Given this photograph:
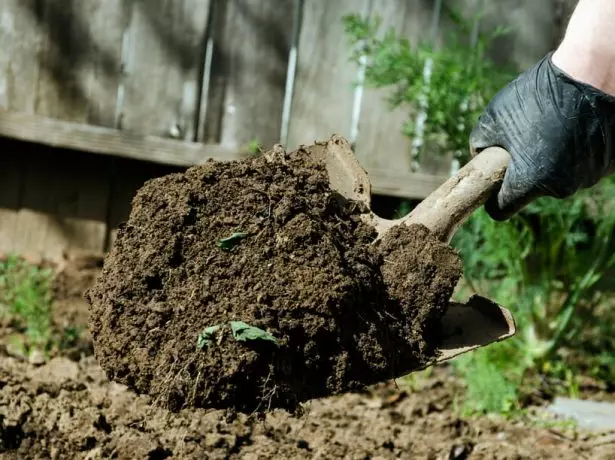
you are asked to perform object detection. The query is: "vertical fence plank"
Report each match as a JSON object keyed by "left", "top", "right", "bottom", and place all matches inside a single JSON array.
[
  {"left": 0, "top": 1, "right": 45, "bottom": 113},
  {"left": 201, "top": 0, "right": 293, "bottom": 149},
  {"left": 0, "top": 145, "right": 24, "bottom": 256},
  {"left": 4, "top": 1, "right": 127, "bottom": 259},
  {"left": 32, "top": 0, "right": 125, "bottom": 124},
  {"left": 117, "top": 0, "right": 210, "bottom": 141},
  {"left": 354, "top": 0, "right": 439, "bottom": 176},
  {"left": 9, "top": 145, "right": 112, "bottom": 260},
  {"left": 286, "top": 0, "right": 371, "bottom": 149},
  {"left": 0, "top": 1, "right": 44, "bottom": 256},
  {"left": 471, "top": 0, "right": 558, "bottom": 70}
]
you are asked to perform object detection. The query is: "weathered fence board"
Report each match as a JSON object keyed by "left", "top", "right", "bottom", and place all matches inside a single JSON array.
[
  {"left": 0, "top": 149, "right": 23, "bottom": 256},
  {"left": 0, "top": 110, "right": 245, "bottom": 166},
  {"left": 0, "top": 2, "right": 40, "bottom": 257},
  {"left": 354, "top": 0, "right": 441, "bottom": 175},
  {"left": 0, "top": 0, "right": 44, "bottom": 113},
  {"left": 118, "top": 0, "right": 210, "bottom": 139},
  {"left": 9, "top": 146, "right": 111, "bottom": 260},
  {"left": 0, "top": 0, "right": 582, "bottom": 260},
  {"left": 32, "top": 0, "right": 125, "bottom": 125},
  {"left": 1, "top": 1, "right": 125, "bottom": 260},
  {"left": 477, "top": 0, "right": 560, "bottom": 70},
  {"left": 286, "top": 0, "right": 371, "bottom": 148},
  {"left": 203, "top": 0, "right": 293, "bottom": 149}
]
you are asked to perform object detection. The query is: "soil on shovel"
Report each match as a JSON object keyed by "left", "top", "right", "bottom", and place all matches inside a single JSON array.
[{"left": 86, "top": 141, "right": 463, "bottom": 413}]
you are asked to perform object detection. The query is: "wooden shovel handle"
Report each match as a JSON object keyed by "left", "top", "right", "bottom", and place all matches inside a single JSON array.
[{"left": 403, "top": 147, "right": 511, "bottom": 242}]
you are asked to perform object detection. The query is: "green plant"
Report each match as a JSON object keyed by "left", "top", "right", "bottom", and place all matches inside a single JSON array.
[
  {"left": 343, "top": 9, "right": 615, "bottom": 414},
  {"left": 197, "top": 321, "right": 279, "bottom": 349},
  {"left": 392, "top": 200, "right": 413, "bottom": 219},
  {"left": 247, "top": 138, "right": 262, "bottom": 156},
  {"left": 343, "top": 12, "right": 515, "bottom": 165},
  {"left": 218, "top": 231, "right": 248, "bottom": 251},
  {"left": 452, "top": 177, "right": 615, "bottom": 413},
  {"left": 0, "top": 255, "right": 54, "bottom": 355}
]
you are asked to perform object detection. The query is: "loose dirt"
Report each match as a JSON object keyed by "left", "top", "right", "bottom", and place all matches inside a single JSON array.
[
  {"left": 86, "top": 141, "right": 462, "bottom": 413},
  {"left": 1, "top": 256, "right": 614, "bottom": 459}
]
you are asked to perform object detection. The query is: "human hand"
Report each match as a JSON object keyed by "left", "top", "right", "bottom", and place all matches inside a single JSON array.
[{"left": 469, "top": 52, "right": 615, "bottom": 220}]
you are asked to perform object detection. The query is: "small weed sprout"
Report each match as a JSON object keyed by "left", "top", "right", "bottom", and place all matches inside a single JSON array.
[
  {"left": 217, "top": 232, "right": 248, "bottom": 251},
  {"left": 197, "top": 321, "right": 278, "bottom": 349},
  {"left": 247, "top": 139, "right": 262, "bottom": 156},
  {"left": 0, "top": 255, "right": 54, "bottom": 356}
]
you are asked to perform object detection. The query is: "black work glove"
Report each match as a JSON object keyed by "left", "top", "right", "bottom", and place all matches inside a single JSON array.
[{"left": 469, "top": 52, "right": 615, "bottom": 220}]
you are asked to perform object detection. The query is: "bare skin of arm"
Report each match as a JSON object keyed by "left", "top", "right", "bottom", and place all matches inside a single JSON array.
[{"left": 552, "top": 0, "right": 615, "bottom": 95}]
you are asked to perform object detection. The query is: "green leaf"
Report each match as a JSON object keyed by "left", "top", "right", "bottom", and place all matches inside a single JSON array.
[
  {"left": 197, "top": 324, "right": 221, "bottom": 349},
  {"left": 230, "top": 321, "right": 278, "bottom": 346},
  {"left": 217, "top": 232, "right": 248, "bottom": 251}
]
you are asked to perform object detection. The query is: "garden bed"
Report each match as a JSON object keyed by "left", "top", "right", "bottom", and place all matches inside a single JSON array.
[{"left": 0, "top": 254, "right": 614, "bottom": 459}]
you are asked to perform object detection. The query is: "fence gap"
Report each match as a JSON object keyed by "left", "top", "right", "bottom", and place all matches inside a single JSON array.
[
  {"left": 280, "top": 0, "right": 304, "bottom": 147},
  {"left": 194, "top": 0, "right": 216, "bottom": 142}
]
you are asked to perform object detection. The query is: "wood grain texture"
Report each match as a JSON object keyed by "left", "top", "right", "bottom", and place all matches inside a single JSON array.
[
  {"left": 367, "top": 168, "right": 447, "bottom": 200},
  {"left": 0, "top": 110, "right": 246, "bottom": 166},
  {"left": 202, "top": 0, "right": 293, "bottom": 149},
  {"left": 6, "top": 143, "right": 111, "bottom": 260},
  {"left": 0, "top": 142, "right": 24, "bottom": 256},
  {"left": 354, "top": 0, "right": 438, "bottom": 174},
  {"left": 472, "top": 0, "right": 558, "bottom": 70},
  {"left": 0, "top": 1, "right": 43, "bottom": 254},
  {"left": 32, "top": 0, "right": 125, "bottom": 125},
  {"left": 286, "top": 0, "right": 371, "bottom": 149},
  {"left": 0, "top": 0, "right": 44, "bottom": 113},
  {"left": 117, "top": 0, "right": 210, "bottom": 140},
  {"left": 0, "top": 1, "right": 127, "bottom": 260}
]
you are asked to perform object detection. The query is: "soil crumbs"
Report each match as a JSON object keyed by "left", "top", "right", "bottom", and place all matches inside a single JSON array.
[
  {"left": 1, "top": 254, "right": 615, "bottom": 459},
  {"left": 1, "top": 352, "right": 614, "bottom": 460},
  {"left": 86, "top": 140, "right": 462, "bottom": 413}
]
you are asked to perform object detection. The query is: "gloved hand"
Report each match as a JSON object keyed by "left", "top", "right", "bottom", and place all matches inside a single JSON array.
[{"left": 469, "top": 52, "right": 615, "bottom": 220}]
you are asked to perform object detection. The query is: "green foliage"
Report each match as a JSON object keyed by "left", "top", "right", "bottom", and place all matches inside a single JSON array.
[
  {"left": 456, "top": 348, "right": 518, "bottom": 415},
  {"left": 343, "top": 12, "right": 515, "bottom": 164},
  {"left": 342, "top": 9, "right": 615, "bottom": 414},
  {"left": 197, "top": 325, "right": 222, "bottom": 349},
  {"left": 0, "top": 255, "right": 53, "bottom": 353},
  {"left": 452, "top": 178, "right": 615, "bottom": 414},
  {"left": 196, "top": 321, "right": 279, "bottom": 349},
  {"left": 218, "top": 232, "right": 248, "bottom": 251},
  {"left": 392, "top": 200, "right": 413, "bottom": 219},
  {"left": 247, "top": 138, "right": 262, "bottom": 156},
  {"left": 231, "top": 321, "right": 278, "bottom": 346}
]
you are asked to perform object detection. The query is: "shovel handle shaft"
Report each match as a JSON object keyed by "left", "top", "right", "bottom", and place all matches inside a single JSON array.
[{"left": 403, "top": 147, "right": 511, "bottom": 242}]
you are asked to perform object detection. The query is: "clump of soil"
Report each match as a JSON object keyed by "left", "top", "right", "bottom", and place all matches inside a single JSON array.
[{"left": 86, "top": 140, "right": 462, "bottom": 413}]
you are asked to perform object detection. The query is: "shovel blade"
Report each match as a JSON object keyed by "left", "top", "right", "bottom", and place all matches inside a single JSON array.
[{"left": 434, "top": 295, "right": 516, "bottom": 363}]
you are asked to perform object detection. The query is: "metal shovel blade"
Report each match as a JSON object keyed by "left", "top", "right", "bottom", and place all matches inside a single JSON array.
[{"left": 309, "top": 135, "right": 516, "bottom": 365}]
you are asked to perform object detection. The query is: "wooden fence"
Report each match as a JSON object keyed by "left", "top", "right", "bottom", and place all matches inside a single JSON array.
[{"left": 0, "top": 0, "right": 573, "bottom": 261}]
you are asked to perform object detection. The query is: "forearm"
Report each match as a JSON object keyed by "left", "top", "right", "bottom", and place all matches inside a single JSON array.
[{"left": 552, "top": 0, "right": 615, "bottom": 94}]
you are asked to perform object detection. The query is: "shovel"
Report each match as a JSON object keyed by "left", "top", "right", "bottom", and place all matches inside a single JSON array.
[{"left": 311, "top": 135, "right": 516, "bottom": 368}]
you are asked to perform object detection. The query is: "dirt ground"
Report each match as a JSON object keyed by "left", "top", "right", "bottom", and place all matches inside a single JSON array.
[{"left": 0, "top": 254, "right": 614, "bottom": 459}]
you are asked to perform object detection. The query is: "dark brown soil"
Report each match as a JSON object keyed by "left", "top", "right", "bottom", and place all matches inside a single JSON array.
[
  {"left": 86, "top": 141, "right": 463, "bottom": 413},
  {"left": 2, "top": 256, "right": 614, "bottom": 459},
  {"left": 1, "top": 355, "right": 613, "bottom": 460}
]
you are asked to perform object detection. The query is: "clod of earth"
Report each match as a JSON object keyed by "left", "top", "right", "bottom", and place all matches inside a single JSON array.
[{"left": 85, "top": 140, "right": 463, "bottom": 413}]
